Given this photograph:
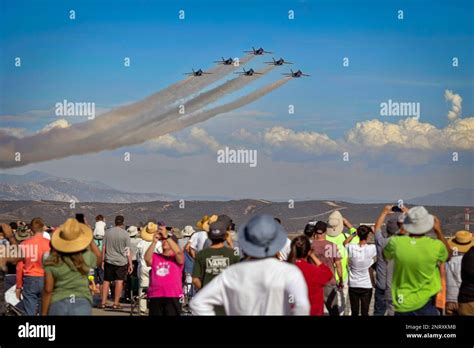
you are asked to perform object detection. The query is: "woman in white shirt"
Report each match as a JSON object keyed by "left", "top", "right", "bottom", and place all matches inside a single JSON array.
[{"left": 343, "top": 225, "right": 376, "bottom": 316}]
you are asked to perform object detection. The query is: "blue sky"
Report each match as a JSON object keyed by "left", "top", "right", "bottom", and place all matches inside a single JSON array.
[{"left": 0, "top": 0, "right": 473, "bottom": 200}]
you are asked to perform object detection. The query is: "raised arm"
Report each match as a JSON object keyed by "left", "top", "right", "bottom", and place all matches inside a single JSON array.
[{"left": 374, "top": 205, "right": 394, "bottom": 233}]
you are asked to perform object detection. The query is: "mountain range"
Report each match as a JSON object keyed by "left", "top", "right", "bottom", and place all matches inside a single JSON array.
[{"left": 0, "top": 171, "right": 472, "bottom": 206}]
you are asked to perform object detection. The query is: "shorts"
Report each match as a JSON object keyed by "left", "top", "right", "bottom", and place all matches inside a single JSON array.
[{"left": 104, "top": 262, "right": 128, "bottom": 281}]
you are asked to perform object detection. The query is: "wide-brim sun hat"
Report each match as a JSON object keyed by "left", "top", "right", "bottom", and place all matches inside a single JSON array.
[
  {"left": 196, "top": 215, "right": 209, "bottom": 230},
  {"left": 326, "top": 210, "right": 344, "bottom": 237},
  {"left": 202, "top": 214, "right": 218, "bottom": 232},
  {"left": 51, "top": 218, "right": 93, "bottom": 253},
  {"left": 448, "top": 230, "right": 473, "bottom": 253},
  {"left": 181, "top": 225, "right": 195, "bottom": 237},
  {"left": 141, "top": 222, "right": 158, "bottom": 241},
  {"left": 127, "top": 226, "right": 138, "bottom": 237},
  {"left": 238, "top": 214, "right": 287, "bottom": 258},
  {"left": 403, "top": 206, "right": 435, "bottom": 235}
]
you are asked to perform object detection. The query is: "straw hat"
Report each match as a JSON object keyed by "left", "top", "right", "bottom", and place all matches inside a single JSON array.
[
  {"left": 51, "top": 218, "right": 93, "bottom": 253},
  {"left": 141, "top": 222, "right": 158, "bottom": 241},
  {"left": 326, "top": 211, "right": 344, "bottom": 237},
  {"left": 448, "top": 230, "right": 473, "bottom": 253},
  {"left": 202, "top": 215, "right": 218, "bottom": 232},
  {"left": 196, "top": 215, "right": 209, "bottom": 230}
]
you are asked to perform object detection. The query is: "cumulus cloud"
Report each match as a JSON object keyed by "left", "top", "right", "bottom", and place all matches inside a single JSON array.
[
  {"left": 346, "top": 117, "right": 474, "bottom": 151},
  {"left": 263, "top": 126, "right": 340, "bottom": 154},
  {"left": 144, "top": 127, "right": 222, "bottom": 155},
  {"left": 145, "top": 134, "right": 194, "bottom": 153},
  {"left": 445, "top": 89, "right": 462, "bottom": 121}
]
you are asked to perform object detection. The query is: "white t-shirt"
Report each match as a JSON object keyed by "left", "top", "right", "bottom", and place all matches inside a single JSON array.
[
  {"left": 42, "top": 231, "right": 51, "bottom": 240},
  {"left": 190, "top": 258, "right": 310, "bottom": 315},
  {"left": 189, "top": 231, "right": 208, "bottom": 253},
  {"left": 346, "top": 243, "right": 376, "bottom": 288},
  {"left": 278, "top": 238, "right": 292, "bottom": 261},
  {"left": 94, "top": 220, "right": 106, "bottom": 239}
]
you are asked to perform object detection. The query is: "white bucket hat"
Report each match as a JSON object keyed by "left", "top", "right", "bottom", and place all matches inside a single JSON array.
[
  {"left": 326, "top": 211, "right": 344, "bottom": 237},
  {"left": 181, "top": 225, "right": 195, "bottom": 237},
  {"left": 402, "top": 206, "right": 434, "bottom": 235}
]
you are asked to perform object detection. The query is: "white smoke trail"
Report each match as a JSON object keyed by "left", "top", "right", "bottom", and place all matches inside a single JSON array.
[
  {"left": 0, "top": 76, "right": 289, "bottom": 168},
  {"left": 115, "top": 65, "right": 275, "bottom": 145}
]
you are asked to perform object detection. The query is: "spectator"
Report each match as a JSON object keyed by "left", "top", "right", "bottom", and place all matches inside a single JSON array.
[
  {"left": 308, "top": 220, "right": 343, "bottom": 315},
  {"left": 0, "top": 223, "right": 19, "bottom": 315},
  {"left": 446, "top": 230, "right": 473, "bottom": 315},
  {"left": 384, "top": 206, "right": 451, "bottom": 316},
  {"left": 135, "top": 222, "right": 161, "bottom": 314},
  {"left": 343, "top": 225, "right": 376, "bottom": 316},
  {"left": 99, "top": 215, "right": 132, "bottom": 309},
  {"left": 458, "top": 242, "right": 474, "bottom": 316},
  {"left": 325, "top": 211, "right": 358, "bottom": 315},
  {"left": 373, "top": 205, "right": 407, "bottom": 316},
  {"left": 93, "top": 215, "right": 106, "bottom": 243},
  {"left": 16, "top": 217, "right": 51, "bottom": 315},
  {"left": 179, "top": 225, "right": 196, "bottom": 305},
  {"left": 42, "top": 218, "right": 101, "bottom": 315},
  {"left": 125, "top": 225, "right": 140, "bottom": 301},
  {"left": 288, "top": 235, "right": 333, "bottom": 316},
  {"left": 192, "top": 220, "right": 240, "bottom": 290},
  {"left": 187, "top": 215, "right": 216, "bottom": 258},
  {"left": 145, "top": 224, "right": 184, "bottom": 316},
  {"left": 190, "top": 215, "right": 310, "bottom": 315},
  {"left": 276, "top": 217, "right": 292, "bottom": 261}
]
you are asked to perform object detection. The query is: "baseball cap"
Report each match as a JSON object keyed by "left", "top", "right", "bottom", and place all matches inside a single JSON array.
[{"left": 208, "top": 221, "right": 228, "bottom": 241}]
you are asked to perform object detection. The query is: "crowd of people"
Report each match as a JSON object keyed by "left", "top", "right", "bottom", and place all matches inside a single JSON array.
[{"left": 0, "top": 204, "right": 473, "bottom": 316}]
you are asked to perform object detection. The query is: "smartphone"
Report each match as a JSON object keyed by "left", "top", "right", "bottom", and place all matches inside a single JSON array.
[
  {"left": 75, "top": 213, "right": 85, "bottom": 224},
  {"left": 391, "top": 206, "right": 402, "bottom": 212},
  {"left": 166, "top": 226, "right": 173, "bottom": 231}
]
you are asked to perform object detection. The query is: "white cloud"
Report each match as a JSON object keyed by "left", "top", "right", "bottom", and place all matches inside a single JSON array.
[
  {"left": 144, "top": 127, "right": 222, "bottom": 155},
  {"left": 145, "top": 134, "right": 194, "bottom": 153},
  {"left": 0, "top": 127, "right": 27, "bottom": 138},
  {"left": 445, "top": 89, "right": 462, "bottom": 121},
  {"left": 263, "top": 126, "right": 340, "bottom": 154},
  {"left": 39, "top": 119, "right": 70, "bottom": 133},
  {"left": 189, "top": 127, "right": 221, "bottom": 152},
  {"left": 346, "top": 117, "right": 474, "bottom": 151}
]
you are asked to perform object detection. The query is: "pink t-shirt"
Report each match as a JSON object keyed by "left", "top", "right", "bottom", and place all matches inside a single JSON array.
[{"left": 148, "top": 253, "right": 184, "bottom": 298}]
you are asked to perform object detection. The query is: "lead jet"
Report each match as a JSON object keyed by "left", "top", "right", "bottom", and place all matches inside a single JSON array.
[
  {"left": 244, "top": 46, "right": 273, "bottom": 55},
  {"left": 184, "top": 68, "right": 212, "bottom": 76},
  {"left": 265, "top": 57, "right": 293, "bottom": 66},
  {"left": 282, "top": 69, "right": 310, "bottom": 78},
  {"left": 234, "top": 68, "right": 263, "bottom": 76},
  {"left": 214, "top": 57, "right": 234, "bottom": 65}
]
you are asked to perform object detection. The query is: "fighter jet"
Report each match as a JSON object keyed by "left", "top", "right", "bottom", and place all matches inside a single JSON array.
[
  {"left": 244, "top": 46, "right": 273, "bottom": 55},
  {"left": 184, "top": 69, "right": 212, "bottom": 76},
  {"left": 234, "top": 68, "right": 263, "bottom": 76},
  {"left": 214, "top": 57, "right": 234, "bottom": 65},
  {"left": 282, "top": 69, "right": 310, "bottom": 78},
  {"left": 264, "top": 57, "right": 293, "bottom": 66}
]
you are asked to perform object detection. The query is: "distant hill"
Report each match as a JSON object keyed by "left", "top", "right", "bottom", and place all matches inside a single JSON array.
[
  {"left": 0, "top": 171, "right": 174, "bottom": 203},
  {"left": 0, "top": 199, "right": 470, "bottom": 235},
  {"left": 407, "top": 188, "right": 474, "bottom": 207}
]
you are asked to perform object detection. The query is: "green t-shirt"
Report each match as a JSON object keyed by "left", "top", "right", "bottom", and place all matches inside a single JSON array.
[
  {"left": 192, "top": 246, "right": 239, "bottom": 288},
  {"left": 44, "top": 249, "right": 97, "bottom": 304},
  {"left": 326, "top": 229, "right": 359, "bottom": 282},
  {"left": 384, "top": 235, "right": 448, "bottom": 313}
]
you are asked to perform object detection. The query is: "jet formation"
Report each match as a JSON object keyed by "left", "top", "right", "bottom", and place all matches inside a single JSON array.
[{"left": 185, "top": 47, "right": 309, "bottom": 78}]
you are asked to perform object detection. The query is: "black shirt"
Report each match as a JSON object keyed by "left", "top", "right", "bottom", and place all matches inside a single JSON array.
[{"left": 458, "top": 247, "right": 474, "bottom": 303}]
